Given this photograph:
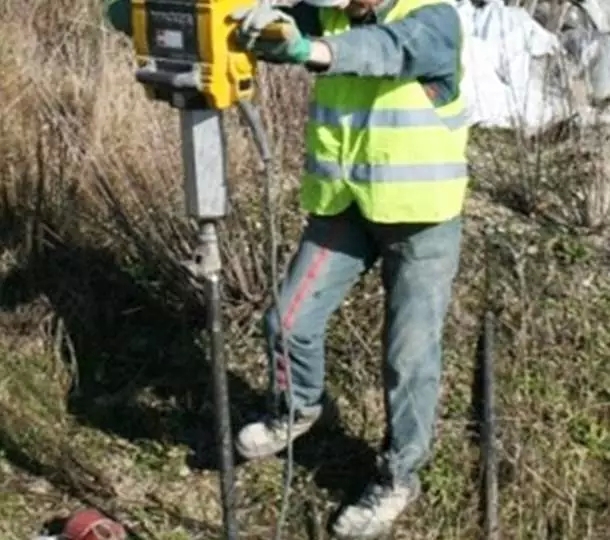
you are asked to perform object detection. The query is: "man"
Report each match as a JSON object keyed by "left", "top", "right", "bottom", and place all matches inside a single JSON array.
[
  {"left": 103, "top": 0, "right": 468, "bottom": 537},
  {"left": 231, "top": 0, "right": 468, "bottom": 537}
]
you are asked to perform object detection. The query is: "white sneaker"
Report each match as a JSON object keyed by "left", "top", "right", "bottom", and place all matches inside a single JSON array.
[
  {"left": 235, "top": 409, "right": 321, "bottom": 460},
  {"left": 332, "top": 477, "right": 421, "bottom": 539}
]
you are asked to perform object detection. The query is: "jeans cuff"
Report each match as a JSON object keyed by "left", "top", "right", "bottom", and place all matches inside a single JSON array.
[
  {"left": 269, "top": 391, "right": 323, "bottom": 419},
  {"left": 377, "top": 450, "right": 424, "bottom": 488}
]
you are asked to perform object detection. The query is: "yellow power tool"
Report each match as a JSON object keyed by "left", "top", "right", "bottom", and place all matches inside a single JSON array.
[
  {"left": 131, "top": 0, "right": 288, "bottom": 109},
  {"left": 126, "top": 2, "right": 288, "bottom": 539}
]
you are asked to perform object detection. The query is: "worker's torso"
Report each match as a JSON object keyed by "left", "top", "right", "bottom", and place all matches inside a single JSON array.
[{"left": 300, "top": 0, "right": 470, "bottom": 224}]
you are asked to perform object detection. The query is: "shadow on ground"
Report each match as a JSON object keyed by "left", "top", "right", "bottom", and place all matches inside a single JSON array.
[
  {"left": 0, "top": 240, "right": 263, "bottom": 448},
  {"left": 0, "top": 234, "right": 379, "bottom": 504}
]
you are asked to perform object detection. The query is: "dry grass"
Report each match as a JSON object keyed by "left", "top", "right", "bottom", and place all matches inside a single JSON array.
[{"left": 0, "top": 1, "right": 609, "bottom": 539}]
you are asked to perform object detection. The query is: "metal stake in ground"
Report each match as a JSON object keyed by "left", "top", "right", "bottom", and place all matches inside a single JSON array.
[
  {"left": 191, "top": 219, "right": 237, "bottom": 540},
  {"left": 482, "top": 310, "right": 500, "bottom": 540}
]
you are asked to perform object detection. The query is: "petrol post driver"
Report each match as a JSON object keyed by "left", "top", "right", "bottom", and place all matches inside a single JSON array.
[{"left": 125, "top": 1, "right": 289, "bottom": 538}]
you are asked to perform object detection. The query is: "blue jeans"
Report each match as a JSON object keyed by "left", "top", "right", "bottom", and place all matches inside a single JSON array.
[{"left": 263, "top": 203, "right": 462, "bottom": 485}]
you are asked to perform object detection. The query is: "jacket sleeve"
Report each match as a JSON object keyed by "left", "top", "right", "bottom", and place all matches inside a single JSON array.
[{"left": 320, "top": 2, "right": 462, "bottom": 96}]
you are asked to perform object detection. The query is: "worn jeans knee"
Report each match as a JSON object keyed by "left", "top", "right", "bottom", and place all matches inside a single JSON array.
[
  {"left": 262, "top": 208, "right": 377, "bottom": 415},
  {"left": 378, "top": 216, "right": 462, "bottom": 485}
]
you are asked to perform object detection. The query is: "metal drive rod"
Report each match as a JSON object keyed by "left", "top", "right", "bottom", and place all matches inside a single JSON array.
[
  {"left": 197, "top": 222, "right": 238, "bottom": 540},
  {"left": 482, "top": 310, "right": 499, "bottom": 540},
  {"left": 207, "top": 273, "right": 237, "bottom": 540}
]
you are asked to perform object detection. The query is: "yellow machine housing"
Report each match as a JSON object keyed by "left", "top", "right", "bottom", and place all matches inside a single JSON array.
[{"left": 131, "top": 0, "right": 258, "bottom": 109}]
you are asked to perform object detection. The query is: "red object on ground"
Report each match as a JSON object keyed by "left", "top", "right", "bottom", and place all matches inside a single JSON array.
[{"left": 62, "top": 508, "right": 127, "bottom": 540}]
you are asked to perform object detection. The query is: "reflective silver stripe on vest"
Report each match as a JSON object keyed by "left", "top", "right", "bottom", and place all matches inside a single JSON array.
[
  {"left": 306, "top": 155, "right": 467, "bottom": 183},
  {"left": 309, "top": 103, "right": 469, "bottom": 131}
]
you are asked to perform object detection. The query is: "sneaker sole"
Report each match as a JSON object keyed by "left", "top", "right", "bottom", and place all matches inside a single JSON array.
[
  {"left": 331, "top": 481, "right": 421, "bottom": 539},
  {"left": 235, "top": 421, "right": 318, "bottom": 460},
  {"left": 235, "top": 438, "right": 290, "bottom": 461},
  {"left": 235, "top": 396, "right": 340, "bottom": 460}
]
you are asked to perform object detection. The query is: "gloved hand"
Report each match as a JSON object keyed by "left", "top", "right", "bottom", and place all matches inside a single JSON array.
[{"left": 231, "top": 5, "right": 311, "bottom": 65}]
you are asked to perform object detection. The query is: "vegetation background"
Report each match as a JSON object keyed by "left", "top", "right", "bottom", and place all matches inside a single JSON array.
[{"left": 0, "top": 0, "right": 608, "bottom": 538}]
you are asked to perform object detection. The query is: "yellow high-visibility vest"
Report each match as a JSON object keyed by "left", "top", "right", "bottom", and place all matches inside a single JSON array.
[{"left": 300, "top": 0, "right": 470, "bottom": 223}]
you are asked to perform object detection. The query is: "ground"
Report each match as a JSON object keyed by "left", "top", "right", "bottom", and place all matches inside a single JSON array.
[
  {"left": 1, "top": 182, "right": 608, "bottom": 539},
  {"left": 0, "top": 1, "right": 609, "bottom": 539}
]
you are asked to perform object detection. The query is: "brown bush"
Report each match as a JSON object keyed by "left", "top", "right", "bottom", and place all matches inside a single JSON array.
[{"left": 0, "top": 0, "right": 314, "bottom": 306}]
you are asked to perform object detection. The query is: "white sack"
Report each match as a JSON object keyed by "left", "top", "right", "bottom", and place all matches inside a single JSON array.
[{"left": 457, "top": 0, "right": 610, "bottom": 132}]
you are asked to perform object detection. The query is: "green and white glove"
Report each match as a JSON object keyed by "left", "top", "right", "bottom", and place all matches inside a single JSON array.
[{"left": 231, "top": 5, "right": 311, "bottom": 65}]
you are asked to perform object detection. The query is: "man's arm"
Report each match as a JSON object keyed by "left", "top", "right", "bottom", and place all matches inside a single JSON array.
[{"left": 312, "top": 3, "right": 462, "bottom": 83}]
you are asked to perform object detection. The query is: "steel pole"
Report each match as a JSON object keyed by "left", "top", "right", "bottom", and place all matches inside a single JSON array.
[
  {"left": 482, "top": 310, "right": 499, "bottom": 540},
  {"left": 197, "top": 222, "right": 238, "bottom": 540}
]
